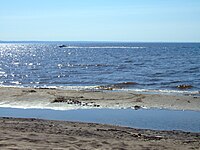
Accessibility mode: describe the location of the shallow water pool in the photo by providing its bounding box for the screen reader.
[0,107,199,132]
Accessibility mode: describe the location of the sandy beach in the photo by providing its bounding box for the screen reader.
[0,87,200,111]
[0,117,200,150]
[1,0,200,148]
[0,87,200,149]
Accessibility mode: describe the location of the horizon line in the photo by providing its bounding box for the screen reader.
[0,40,200,43]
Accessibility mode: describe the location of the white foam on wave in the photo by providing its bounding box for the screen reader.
[34,85,97,91]
[10,81,21,85]
[0,84,25,88]
[120,88,200,96]
[60,86,98,91]
[0,71,6,74]
[0,84,199,96]
[0,84,96,90]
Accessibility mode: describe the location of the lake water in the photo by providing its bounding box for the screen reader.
[0,42,200,132]
[0,107,200,132]
[0,41,200,95]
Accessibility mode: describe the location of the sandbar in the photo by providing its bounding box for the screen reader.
[0,87,199,111]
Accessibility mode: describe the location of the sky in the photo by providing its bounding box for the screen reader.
[0,0,200,42]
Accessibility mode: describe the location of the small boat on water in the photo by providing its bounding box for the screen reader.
[59,45,67,48]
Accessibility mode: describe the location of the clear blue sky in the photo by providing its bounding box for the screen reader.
[1,0,200,42]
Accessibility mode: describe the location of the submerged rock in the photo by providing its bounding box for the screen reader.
[96,82,138,90]
[133,105,142,110]
[96,86,113,90]
[176,84,193,89]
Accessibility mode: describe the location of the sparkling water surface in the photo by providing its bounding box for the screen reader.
[0,42,200,94]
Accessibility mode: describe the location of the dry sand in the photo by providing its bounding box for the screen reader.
[0,117,200,150]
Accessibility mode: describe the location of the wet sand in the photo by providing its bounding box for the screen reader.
[0,87,200,111]
[0,117,200,150]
